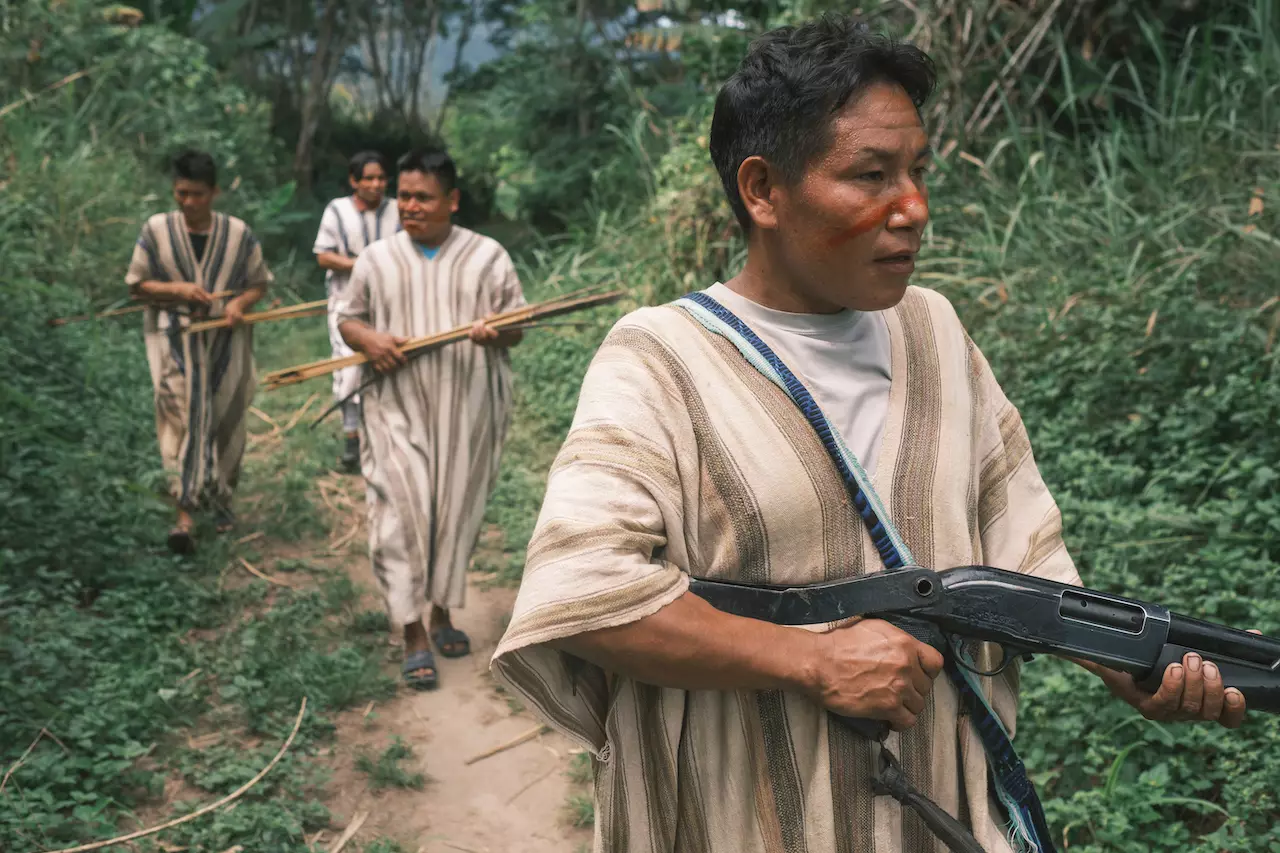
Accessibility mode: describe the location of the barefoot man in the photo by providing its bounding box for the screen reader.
[313,150,400,473]
[125,149,272,554]
[336,149,526,689]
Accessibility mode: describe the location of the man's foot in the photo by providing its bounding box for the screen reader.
[214,506,236,534]
[429,606,471,658]
[167,510,195,555]
[402,619,438,689]
[401,649,438,690]
[340,433,360,473]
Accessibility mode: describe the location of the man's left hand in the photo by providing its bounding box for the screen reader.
[1090,652,1248,728]
[468,319,501,346]
[224,300,247,327]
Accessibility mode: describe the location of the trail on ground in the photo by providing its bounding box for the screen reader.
[303,469,593,853]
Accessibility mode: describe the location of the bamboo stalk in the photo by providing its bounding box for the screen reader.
[185,300,328,334]
[262,288,624,391]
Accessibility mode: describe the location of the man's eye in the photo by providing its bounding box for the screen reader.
[911,166,931,179]
[858,171,885,182]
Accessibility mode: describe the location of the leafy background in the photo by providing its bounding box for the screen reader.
[2,0,1279,850]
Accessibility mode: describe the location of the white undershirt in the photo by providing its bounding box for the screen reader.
[705,283,892,476]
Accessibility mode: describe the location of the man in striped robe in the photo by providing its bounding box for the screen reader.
[336,149,527,689]
[314,150,400,472]
[491,16,1249,853]
[125,149,273,553]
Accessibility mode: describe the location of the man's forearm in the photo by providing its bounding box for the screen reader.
[338,319,376,352]
[317,252,355,273]
[133,280,185,302]
[228,285,266,313]
[551,590,821,695]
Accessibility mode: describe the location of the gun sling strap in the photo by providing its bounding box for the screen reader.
[675,292,1058,853]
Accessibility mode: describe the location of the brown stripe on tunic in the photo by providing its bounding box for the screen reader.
[674,694,712,853]
[739,692,788,852]
[609,326,772,583]
[829,716,875,853]
[889,289,945,853]
[636,683,678,850]
[692,318,866,583]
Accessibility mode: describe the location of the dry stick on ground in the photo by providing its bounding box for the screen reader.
[464,725,546,766]
[1,727,58,794]
[235,531,265,546]
[39,698,307,853]
[281,393,321,433]
[248,407,280,430]
[239,557,296,588]
[329,517,362,552]
[185,300,328,334]
[327,810,369,853]
[505,762,561,805]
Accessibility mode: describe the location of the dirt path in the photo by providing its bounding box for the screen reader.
[312,477,592,853]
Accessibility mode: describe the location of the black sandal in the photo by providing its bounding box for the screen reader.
[402,649,438,690]
[431,626,471,659]
[167,526,195,555]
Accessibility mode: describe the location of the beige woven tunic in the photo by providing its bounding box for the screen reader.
[124,211,273,511]
[492,285,1081,853]
[336,227,526,622]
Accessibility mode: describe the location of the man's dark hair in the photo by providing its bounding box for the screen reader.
[396,148,457,193]
[348,150,388,181]
[709,14,936,231]
[172,149,218,188]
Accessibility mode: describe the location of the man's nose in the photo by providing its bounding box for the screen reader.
[887,189,928,230]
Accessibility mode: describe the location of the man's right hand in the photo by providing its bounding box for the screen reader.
[173,282,213,307]
[809,619,945,731]
[365,331,409,373]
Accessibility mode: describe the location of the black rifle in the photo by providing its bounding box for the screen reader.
[691,565,1280,728]
[689,566,1280,852]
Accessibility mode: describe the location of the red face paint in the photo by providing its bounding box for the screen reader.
[826,203,892,249]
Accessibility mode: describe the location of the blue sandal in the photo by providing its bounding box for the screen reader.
[402,649,438,690]
[431,626,471,659]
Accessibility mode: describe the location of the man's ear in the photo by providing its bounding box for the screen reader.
[449,187,460,214]
[737,156,779,231]
[210,186,221,203]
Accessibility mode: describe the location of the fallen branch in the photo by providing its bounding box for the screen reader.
[239,557,295,588]
[248,407,280,429]
[281,393,321,434]
[328,810,369,853]
[1,727,54,795]
[329,517,362,552]
[234,531,265,546]
[40,697,307,853]
[464,725,546,766]
[505,762,560,805]
[185,300,327,334]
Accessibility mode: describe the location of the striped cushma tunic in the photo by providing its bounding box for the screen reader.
[125,211,273,512]
[313,196,400,404]
[491,286,1082,853]
[335,227,527,622]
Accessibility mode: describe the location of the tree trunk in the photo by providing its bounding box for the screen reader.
[293,0,344,191]
[432,0,479,134]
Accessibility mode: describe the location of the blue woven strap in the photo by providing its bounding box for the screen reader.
[677,291,1055,853]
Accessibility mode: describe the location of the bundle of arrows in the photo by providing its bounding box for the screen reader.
[258,286,626,428]
[48,294,328,333]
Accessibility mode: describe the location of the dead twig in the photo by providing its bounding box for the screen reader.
[327,810,369,853]
[248,407,280,430]
[234,531,265,546]
[39,697,307,853]
[329,517,362,552]
[238,557,295,589]
[464,725,546,766]
[0,69,91,120]
[1,727,55,795]
[281,393,321,434]
[505,762,560,805]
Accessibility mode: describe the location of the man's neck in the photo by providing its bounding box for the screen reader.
[726,246,844,315]
[352,194,380,213]
[183,212,212,234]
[412,224,453,250]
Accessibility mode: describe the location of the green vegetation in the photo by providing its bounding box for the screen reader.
[355,738,427,792]
[3,0,1279,850]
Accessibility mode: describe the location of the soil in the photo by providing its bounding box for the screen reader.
[309,470,593,853]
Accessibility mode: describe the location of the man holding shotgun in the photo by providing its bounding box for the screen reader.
[336,148,526,689]
[124,149,273,554]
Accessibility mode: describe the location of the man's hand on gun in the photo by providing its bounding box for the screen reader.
[810,619,944,731]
